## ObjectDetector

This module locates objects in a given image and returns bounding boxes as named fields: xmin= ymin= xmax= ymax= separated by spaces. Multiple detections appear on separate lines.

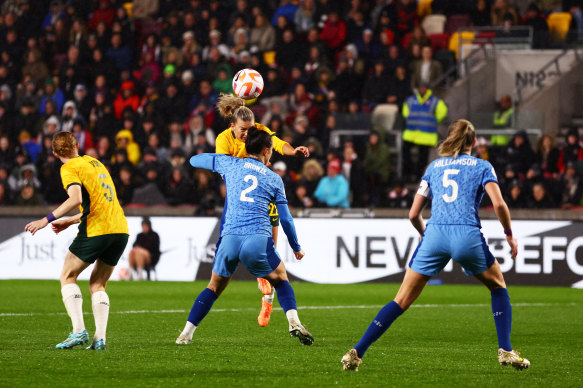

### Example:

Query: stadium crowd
xmin=0 ymin=0 xmax=582 ymax=210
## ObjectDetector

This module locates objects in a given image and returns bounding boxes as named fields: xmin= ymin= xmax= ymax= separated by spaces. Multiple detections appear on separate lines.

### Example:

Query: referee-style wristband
xmin=46 ymin=213 xmax=56 ymax=223
xmin=504 ymin=229 xmax=512 ymax=236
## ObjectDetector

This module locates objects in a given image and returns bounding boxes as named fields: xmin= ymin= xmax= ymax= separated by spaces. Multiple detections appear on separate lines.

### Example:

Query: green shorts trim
xmin=69 ymin=233 xmax=129 ymax=266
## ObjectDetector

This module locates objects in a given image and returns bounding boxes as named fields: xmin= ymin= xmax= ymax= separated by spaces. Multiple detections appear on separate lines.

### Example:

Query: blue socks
xmin=275 ymin=280 xmax=297 ymax=312
xmin=491 ymin=287 xmax=512 ymax=351
xmin=187 ymin=288 xmax=218 ymax=326
xmin=354 ymin=301 xmax=404 ymax=358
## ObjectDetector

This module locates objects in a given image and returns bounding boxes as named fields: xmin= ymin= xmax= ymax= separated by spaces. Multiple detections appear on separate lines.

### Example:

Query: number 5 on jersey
xmin=240 ymin=174 xmax=258 ymax=202
xmin=442 ymin=169 xmax=459 ymax=203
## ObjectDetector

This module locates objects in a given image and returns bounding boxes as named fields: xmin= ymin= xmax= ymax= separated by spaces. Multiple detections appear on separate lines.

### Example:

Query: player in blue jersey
xmin=342 ymin=119 xmax=530 ymax=371
xmin=175 ymin=127 xmax=313 ymax=346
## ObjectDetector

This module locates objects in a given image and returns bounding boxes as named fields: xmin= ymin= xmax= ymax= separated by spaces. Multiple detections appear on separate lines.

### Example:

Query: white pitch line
xmin=0 ymin=302 xmax=576 ymax=317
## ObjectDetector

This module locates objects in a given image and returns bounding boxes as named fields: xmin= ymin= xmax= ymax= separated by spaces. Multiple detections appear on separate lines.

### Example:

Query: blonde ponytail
xmin=438 ymin=119 xmax=475 ymax=158
xmin=216 ymin=93 xmax=254 ymax=123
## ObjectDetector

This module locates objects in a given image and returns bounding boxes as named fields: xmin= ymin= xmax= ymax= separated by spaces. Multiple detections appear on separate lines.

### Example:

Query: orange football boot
xmin=258 ymin=298 xmax=273 ymax=327
xmin=257 ymin=278 xmax=272 ymax=295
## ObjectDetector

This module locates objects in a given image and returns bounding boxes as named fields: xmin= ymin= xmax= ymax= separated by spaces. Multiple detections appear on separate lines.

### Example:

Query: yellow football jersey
xmin=60 ymin=155 xmax=128 ymax=237
xmin=215 ymin=123 xmax=287 ymax=157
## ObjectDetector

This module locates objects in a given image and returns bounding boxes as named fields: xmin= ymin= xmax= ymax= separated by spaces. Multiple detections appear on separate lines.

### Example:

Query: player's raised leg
xmin=56 ymin=251 xmax=90 ymax=349
xmin=342 ymin=268 xmax=429 ymax=370
xmin=475 ymin=261 xmax=530 ymax=370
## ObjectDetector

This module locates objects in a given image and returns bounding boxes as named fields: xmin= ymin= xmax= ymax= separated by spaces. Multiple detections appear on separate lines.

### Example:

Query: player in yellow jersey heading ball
xmin=214 ymin=94 xmax=309 ymax=327
xmin=25 ymin=131 xmax=129 ymax=351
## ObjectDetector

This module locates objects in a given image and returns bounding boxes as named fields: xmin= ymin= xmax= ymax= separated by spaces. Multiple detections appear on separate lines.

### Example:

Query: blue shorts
xmin=409 ymin=224 xmax=495 ymax=277
xmin=212 ymin=234 xmax=281 ymax=278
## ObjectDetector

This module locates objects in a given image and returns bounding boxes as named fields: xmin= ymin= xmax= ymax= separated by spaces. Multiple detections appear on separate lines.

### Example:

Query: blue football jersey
xmin=419 ymin=154 xmax=498 ymax=227
xmin=210 ymin=155 xmax=287 ymax=237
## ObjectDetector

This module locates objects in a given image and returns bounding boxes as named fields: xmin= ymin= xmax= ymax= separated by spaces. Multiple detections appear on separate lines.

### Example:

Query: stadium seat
xmin=428 ymin=33 xmax=450 ymax=51
xmin=547 ymin=12 xmax=572 ymax=40
xmin=422 ymin=14 xmax=447 ymax=35
xmin=476 ymin=31 xmax=497 ymax=43
xmin=448 ymin=31 xmax=475 ymax=59
xmin=445 ymin=14 xmax=471 ymax=35
xmin=371 ymin=104 xmax=400 ymax=132
xmin=417 ymin=0 xmax=433 ymax=18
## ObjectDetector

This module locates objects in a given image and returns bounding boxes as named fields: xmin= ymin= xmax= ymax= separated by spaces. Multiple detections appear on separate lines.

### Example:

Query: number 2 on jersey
xmin=240 ymin=175 xmax=258 ymax=202
xmin=442 ymin=169 xmax=459 ymax=203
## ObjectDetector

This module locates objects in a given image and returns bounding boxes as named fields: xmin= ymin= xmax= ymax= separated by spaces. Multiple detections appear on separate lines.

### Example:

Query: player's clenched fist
xmin=294 ymin=250 xmax=305 ymax=260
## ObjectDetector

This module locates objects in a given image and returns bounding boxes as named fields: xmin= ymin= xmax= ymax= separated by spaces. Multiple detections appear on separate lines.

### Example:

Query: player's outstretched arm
xmin=25 ymin=185 xmax=83 ymax=235
xmin=281 ymin=142 xmax=310 ymax=157
xmin=485 ymin=181 xmax=518 ymax=259
xmin=276 ymin=203 xmax=303 ymax=258
xmin=190 ymin=153 xmax=220 ymax=172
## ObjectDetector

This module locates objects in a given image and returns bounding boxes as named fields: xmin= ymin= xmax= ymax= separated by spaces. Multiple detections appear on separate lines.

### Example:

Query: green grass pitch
xmin=1 ymin=280 xmax=582 ymax=387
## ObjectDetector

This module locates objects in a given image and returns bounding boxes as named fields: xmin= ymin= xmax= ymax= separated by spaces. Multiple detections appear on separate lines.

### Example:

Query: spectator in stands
xmin=410 ymin=45 xmax=443 ymax=89
xmin=106 ymin=33 xmax=131 ymax=72
xmin=129 ymin=217 xmax=161 ymax=281
xmin=558 ymin=129 xmax=583 ymax=173
xmin=39 ymin=78 xmax=65 ymax=115
xmin=521 ymin=3 xmax=549 ymax=48
xmin=396 ymin=0 xmax=419 ymax=34
xmin=319 ymin=10 xmax=347 ymax=53
xmin=60 ymin=101 xmax=80 ymax=132
xmin=165 ymin=166 xmax=194 ymax=206
xmin=299 ymin=158 xmax=324 ymax=197
xmin=528 ymin=181 xmax=555 ymax=208
xmin=363 ymin=131 xmax=391 ymax=198
xmin=491 ymin=0 xmax=518 ymax=26
xmin=294 ymin=0 xmax=316 ymax=34
xmin=250 ymin=13 xmax=276 ymax=52
xmin=473 ymin=137 xmax=490 ymax=161
xmin=505 ymin=179 xmax=526 ymax=208
xmin=342 ymin=143 xmax=368 ymax=207
xmin=88 ymin=0 xmax=115 ymax=30
xmin=15 ymin=181 xmax=43 ymax=206
xmin=503 ymin=130 xmax=536 ymax=177
xmin=277 ymin=28 xmax=303 ymax=72
xmin=71 ymin=118 xmax=93 ymax=152
xmin=386 ymin=179 xmax=412 ymax=208
xmin=22 ymin=49 xmax=49 ymax=86
xmin=314 ymin=158 xmax=350 ymax=208
xmin=471 ymin=0 xmax=492 ymax=27
xmin=402 ymin=82 xmax=448 ymax=180
xmin=113 ymin=81 xmax=140 ymax=119
xmin=560 ymin=163 xmax=583 ymax=209
xmin=363 ymin=61 xmax=390 ymax=109
xmin=132 ymin=0 xmax=160 ymax=20
xmin=114 ymin=129 xmax=141 ymax=166
xmin=386 ymin=65 xmax=411 ymax=107
xmin=492 ymin=94 xmax=514 ymax=146
xmin=536 ymin=134 xmax=560 ymax=178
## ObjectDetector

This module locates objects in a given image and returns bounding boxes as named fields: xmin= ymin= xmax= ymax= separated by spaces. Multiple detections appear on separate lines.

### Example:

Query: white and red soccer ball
xmin=232 ymin=68 xmax=264 ymax=100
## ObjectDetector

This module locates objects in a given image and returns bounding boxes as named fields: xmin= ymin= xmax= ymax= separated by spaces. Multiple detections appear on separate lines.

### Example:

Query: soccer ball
xmin=232 ymin=69 xmax=264 ymax=100
xmin=118 ymin=267 xmax=131 ymax=281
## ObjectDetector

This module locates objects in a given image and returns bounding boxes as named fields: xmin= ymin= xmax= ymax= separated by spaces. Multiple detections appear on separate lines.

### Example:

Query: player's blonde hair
xmin=438 ymin=119 xmax=475 ymax=159
xmin=216 ymin=93 xmax=255 ymax=124
xmin=52 ymin=131 xmax=78 ymax=158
